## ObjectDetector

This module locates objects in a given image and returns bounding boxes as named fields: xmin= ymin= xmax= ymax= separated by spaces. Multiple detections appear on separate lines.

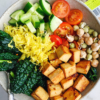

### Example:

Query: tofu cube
xmin=61 ymin=61 xmax=76 ymax=78
xmin=50 ymin=59 xmax=62 ymax=68
xmin=31 ymin=86 xmax=49 ymax=100
xmin=60 ymin=76 xmax=73 ymax=90
xmin=48 ymin=83 xmax=63 ymax=97
xmin=56 ymin=45 xmax=72 ymax=62
xmin=47 ymin=80 xmax=52 ymax=85
xmin=48 ymin=68 xmax=65 ymax=84
xmin=41 ymin=62 xmax=55 ymax=76
xmin=76 ymin=60 xmax=90 ymax=74
xmin=73 ymin=74 xmax=90 ymax=92
xmin=53 ymin=95 xmax=63 ymax=100
xmin=49 ymin=53 xmax=58 ymax=61
xmin=70 ymin=48 xmax=80 ymax=63
xmin=63 ymin=87 xmax=82 ymax=100
xmin=71 ymin=73 xmax=79 ymax=81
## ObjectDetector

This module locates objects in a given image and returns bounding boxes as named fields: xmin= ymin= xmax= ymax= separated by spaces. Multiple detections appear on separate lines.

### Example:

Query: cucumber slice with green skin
xmin=25 ymin=20 xmax=36 ymax=33
xmin=20 ymin=13 xmax=31 ymax=23
xmin=27 ymin=3 xmax=39 ymax=13
xmin=45 ymin=22 xmax=52 ymax=35
xmin=23 ymin=2 xmax=33 ymax=12
xmin=49 ymin=15 xmax=62 ymax=32
xmin=10 ymin=10 xmax=25 ymax=21
xmin=31 ymin=15 xmax=40 ymax=28
xmin=8 ymin=18 xmax=17 ymax=26
xmin=39 ymin=0 xmax=52 ymax=16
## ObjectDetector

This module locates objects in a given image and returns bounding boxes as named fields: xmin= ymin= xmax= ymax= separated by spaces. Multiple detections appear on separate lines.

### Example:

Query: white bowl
xmin=0 ymin=0 xmax=100 ymax=100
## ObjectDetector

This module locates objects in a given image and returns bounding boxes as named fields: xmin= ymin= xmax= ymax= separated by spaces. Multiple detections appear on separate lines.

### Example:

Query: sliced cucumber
xmin=45 ymin=22 xmax=52 ymax=35
xmin=8 ymin=18 xmax=17 ymax=26
xmin=49 ymin=15 xmax=62 ymax=32
xmin=20 ymin=13 xmax=31 ymax=23
xmin=27 ymin=3 xmax=39 ymax=13
xmin=31 ymin=15 xmax=40 ymax=28
xmin=39 ymin=0 xmax=52 ymax=16
xmin=23 ymin=2 xmax=33 ymax=12
xmin=25 ymin=20 xmax=36 ymax=33
xmin=10 ymin=10 xmax=25 ymax=21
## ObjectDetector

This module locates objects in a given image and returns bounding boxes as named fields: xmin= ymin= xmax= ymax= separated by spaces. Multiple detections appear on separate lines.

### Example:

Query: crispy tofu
xmin=61 ymin=61 xmax=76 ymax=78
xmin=63 ymin=87 xmax=82 ymax=100
xmin=60 ymin=76 xmax=73 ymax=90
xmin=48 ymin=83 xmax=63 ymax=97
xmin=31 ymin=86 xmax=49 ymax=100
xmin=71 ymin=73 xmax=79 ymax=81
xmin=48 ymin=68 xmax=65 ymax=84
xmin=70 ymin=48 xmax=80 ymax=63
xmin=76 ymin=60 xmax=91 ymax=74
xmin=53 ymin=95 xmax=63 ymax=100
xmin=56 ymin=45 xmax=72 ymax=62
xmin=50 ymin=59 xmax=62 ymax=68
xmin=41 ymin=62 xmax=55 ymax=76
xmin=47 ymin=80 xmax=52 ymax=85
xmin=73 ymin=74 xmax=90 ymax=92
xmin=49 ymin=53 xmax=58 ymax=61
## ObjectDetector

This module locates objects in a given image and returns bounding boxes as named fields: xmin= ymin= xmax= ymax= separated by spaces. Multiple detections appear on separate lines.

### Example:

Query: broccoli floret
xmin=0 ymin=60 xmax=17 ymax=71
xmin=0 ymin=53 xmax=20 ymax=60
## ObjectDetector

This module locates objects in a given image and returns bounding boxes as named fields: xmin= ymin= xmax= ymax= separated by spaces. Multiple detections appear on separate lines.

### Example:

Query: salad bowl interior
xmin=0 ymin=0 xmax=100 ymax=100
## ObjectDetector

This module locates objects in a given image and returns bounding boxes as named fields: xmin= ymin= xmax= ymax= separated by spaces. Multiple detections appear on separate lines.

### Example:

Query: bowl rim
xmin=0 ymin=0 xmax=100 ymax=99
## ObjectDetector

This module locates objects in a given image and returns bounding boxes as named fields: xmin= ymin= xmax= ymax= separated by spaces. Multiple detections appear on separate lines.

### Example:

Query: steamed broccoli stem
xmin=0 ymin=53 xmax=19 ymax=60
xmin=0 ymin=60 xmax=17 ymax=71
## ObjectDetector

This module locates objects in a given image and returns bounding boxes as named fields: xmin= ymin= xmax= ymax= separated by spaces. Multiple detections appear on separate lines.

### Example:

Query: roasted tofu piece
xmin=48 ymin=68 xmax=65 ymax=84
xmin=63 ymin=87 xmax=82 ymax=100
xmin=31 ymin=86 xmax=49 ymax=100
xmin=71 ymin=73 xmax=79 ymax=81
xmin=47 ymin=80 xmax=52 ymax=85
xmin=48 ymin=83 xmax=63 ymax=97
xmin=76 ymin=60 xmax=90 ymax=74
xmin=53 ymin=95 xmax=63 ymax=100
xmin=73 ymin=74 xmax=90 ymax=92
xmin=56 ymin=45 xmax=72 ymax=62
xmin=70 ymin=48 xmax=80 ymax=63
xmin=61 ymin=61 xmax=76 ymax=78
xmin=40 ymin=62 xmax=55 ymax=76
xmin=60 ymin=76 xmax=73 ymax=90
xmin=49 ymin=53 xmax=58 ymax=61
xmin=50 ymin=59 xmax=62 ymax=68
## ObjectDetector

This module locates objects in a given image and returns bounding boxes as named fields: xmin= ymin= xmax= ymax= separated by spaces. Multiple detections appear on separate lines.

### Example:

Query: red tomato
xmin=54 ymin=22 xmax=73 ymax=37
xmin=52 ymin=0 xmax=70 ymax=18
xmin=65 ymin=9 xmax=83 ymax=25
xmin=62 ymin=38 xmax=69 ymax=48
xmin=50 ymin=35 xmax=62 ymax=47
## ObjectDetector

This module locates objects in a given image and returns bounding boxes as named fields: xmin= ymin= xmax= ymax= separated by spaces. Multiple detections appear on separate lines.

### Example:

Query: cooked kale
xmin=0 ymin=60 xmax=17 ymax=71
xmin=0 ymin=53 xmax=20 ymax=60
xmin=85 ymin=67 xmax=97 ymax=82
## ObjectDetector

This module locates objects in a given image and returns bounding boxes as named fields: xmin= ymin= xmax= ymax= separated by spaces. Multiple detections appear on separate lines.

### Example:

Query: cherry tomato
xmin=65 ymin=9 xmax=83 ymax=25
xmin=50 ymin=35 xmax=62 ymax=47
xmin=54 ymin=22 xmax=73 ymax=37
xmin=52 ymin=0 xmax=70 ymax=18
xmin=62 ymin=38 xmax=69 ymax=48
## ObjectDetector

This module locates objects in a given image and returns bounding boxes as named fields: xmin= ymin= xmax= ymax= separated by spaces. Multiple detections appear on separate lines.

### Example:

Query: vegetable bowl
xmin=0 ymin=0 xmax=100 ymax=100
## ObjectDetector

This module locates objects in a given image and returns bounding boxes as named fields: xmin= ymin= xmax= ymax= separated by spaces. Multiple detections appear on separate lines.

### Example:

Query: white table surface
xmin=0 ymin=0 xmax=100 ymax=100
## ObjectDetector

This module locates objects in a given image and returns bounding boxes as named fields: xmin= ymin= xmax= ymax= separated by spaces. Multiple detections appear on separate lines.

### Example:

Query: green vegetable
xmin=98 ymin=48 xmax=100 ymax=54
xmin=74 ymin=36 xmax=79 ymax=41
xmin=81 ymin=43 xmax=87 ymax=48
xmin=93 ymin=31 xmax=98 ymax=37
xmin=88 ymin=29 xmax=94 ymax=35
xmin=85 ymin=67 xmax=97 ymax=81
xmin=0 ymin=60 xmax=17 ymax=71
xmin=0 ymin=53 xmax=19 ymax=60
xmin=87 ymin=48 xmax=92 ymax=54
xmin=70 ymin=43 xmax=75 ymax=49
xmin=86 ymin=54 xmax=92 ymax=60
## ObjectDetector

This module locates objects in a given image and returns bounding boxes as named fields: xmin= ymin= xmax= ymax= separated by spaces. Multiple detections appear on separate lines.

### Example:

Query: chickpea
xmin=91 ymin=60 xmax=99 ymax=67
xmin=91 ymin=43 xmax=100 ymax=51
xmin=77 ymin=29 xmax=84 ymax=37
xmin=73 ymin=25 xmax=79 ymax=31
xmin=80 ymin=50 xmax=87 ymax=59
xmin=98 ymin=40 xmax=100 ymax=44
xmin=79 ymin=22 xmax=86 ymax=28
xmin=92 ymin=51 xmax=99 ymax=59
xmin=66 ymin=35 xmax=74 ymax=42
xmin=78 ymin=38 xmax=84 ymax=44
xmin=83 ymin=33 xmax=90 ymax=38
xmin=85 ymin=37 xmax=93 ymax=45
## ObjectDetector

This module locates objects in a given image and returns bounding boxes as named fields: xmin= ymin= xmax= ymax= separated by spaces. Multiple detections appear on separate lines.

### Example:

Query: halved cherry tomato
xmin=65 ymin=9 xmax=83 ymax=25
xmin=50 ymin=35 xmax=62 ymax=47
xmin=52 ymin=0 xmax=70 ymax=18
xmin=62 ymin=38 xmax=69 ymax=48
xmin=54 ymin=22 xmax=73 ymax=37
